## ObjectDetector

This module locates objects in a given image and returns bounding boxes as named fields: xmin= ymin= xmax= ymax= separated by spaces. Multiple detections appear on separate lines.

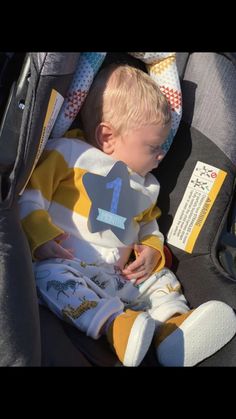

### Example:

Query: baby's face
xmin=111 ymin=123 xmax=170 ymax=177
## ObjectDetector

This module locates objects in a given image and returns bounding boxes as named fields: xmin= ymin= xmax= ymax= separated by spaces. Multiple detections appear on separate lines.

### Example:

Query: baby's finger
xmin=122 ymin=257 xmax=144 ymax=274
xmin=53 ymin=243 xmax=74 ymax=259
xmin=123 ymin=268 xmax=146 ymax=281
xmin=68 ymin=248 xmax=74 ymax=255
xmin=135 ymin=275 xmax=149 ymax=285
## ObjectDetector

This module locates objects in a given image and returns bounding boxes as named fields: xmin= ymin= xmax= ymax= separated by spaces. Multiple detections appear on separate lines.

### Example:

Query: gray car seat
xmin=0 ymin=52 xmax=236 ymax=366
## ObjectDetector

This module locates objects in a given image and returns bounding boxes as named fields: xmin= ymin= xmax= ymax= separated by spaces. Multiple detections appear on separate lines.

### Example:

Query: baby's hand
xmin=122 ymin=244 xmax=161 ymax=285
xmin=34 ymin=233 xmax=74 ymax=260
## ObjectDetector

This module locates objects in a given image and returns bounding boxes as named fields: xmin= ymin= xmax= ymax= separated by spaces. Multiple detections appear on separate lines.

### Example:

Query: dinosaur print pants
xmin=34 ymin=257 xmax=189 ymax=339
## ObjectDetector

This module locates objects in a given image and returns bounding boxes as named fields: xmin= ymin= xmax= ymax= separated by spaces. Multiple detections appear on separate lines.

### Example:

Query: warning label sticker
xmin=167 ymin=161 xmax=227 ymax=253
xmin=20 ymin=89 xmax=64 ymax=195
xmin=36 ymin=88 xmax=64 ymax=163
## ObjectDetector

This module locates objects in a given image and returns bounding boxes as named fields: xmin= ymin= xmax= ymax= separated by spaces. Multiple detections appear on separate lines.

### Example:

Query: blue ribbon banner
xmin=97 ymin=208 xmax=126 ymax=229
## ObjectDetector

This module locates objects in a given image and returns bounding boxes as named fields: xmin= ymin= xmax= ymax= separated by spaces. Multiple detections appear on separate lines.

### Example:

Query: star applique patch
xmin=82 ymin=161 xmax=151 ymax=244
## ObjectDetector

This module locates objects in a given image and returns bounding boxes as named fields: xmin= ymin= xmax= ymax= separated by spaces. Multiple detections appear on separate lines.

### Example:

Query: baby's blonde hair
xmin=80 ymin=64 xmax=171 ymax=144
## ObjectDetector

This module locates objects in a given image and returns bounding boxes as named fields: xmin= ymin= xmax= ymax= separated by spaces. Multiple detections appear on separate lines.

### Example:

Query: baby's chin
xmin=128 ymin=165 xmax=152 ymax=177
xmin=152 ymin=162 xmax=160 ymax=171
xmin=138 ymin=167 xmax=152 ymax=177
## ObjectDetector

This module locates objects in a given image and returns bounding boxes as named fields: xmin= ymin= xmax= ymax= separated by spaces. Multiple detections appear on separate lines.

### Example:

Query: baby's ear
xmin=95 ymin=123 xmax=115 ymax=154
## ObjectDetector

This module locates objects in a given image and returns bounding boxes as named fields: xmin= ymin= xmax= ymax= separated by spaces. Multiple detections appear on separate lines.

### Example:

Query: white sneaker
xmin=155 ymin=301 xmax=236 ymax=366
xmin=107 ymin=309 xmax=156 ymax=367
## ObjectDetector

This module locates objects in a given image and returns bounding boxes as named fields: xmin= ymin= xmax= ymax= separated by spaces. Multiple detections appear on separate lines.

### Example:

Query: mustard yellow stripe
xmin=53 ymin=168 xmax=91 ymax=218
xmin=21 ymin=209 xmax=64 ymax=258
xmin=26 ymin=149 xmax=70 ymax=202
xmin=185 ymin=170 xmax=227 ymax=253
xmin=134 ymin=204 xmax=161 ymax=223
xmin=27 ymin=148 xmax=92 ymax=218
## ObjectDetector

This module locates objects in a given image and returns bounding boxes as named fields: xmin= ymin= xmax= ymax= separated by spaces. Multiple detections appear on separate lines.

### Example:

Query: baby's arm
xmin=122 ymin=203 xmax=166 ymax=284
xmin=18 ymin=142 xmax=72 ymax=260
xmin=34 ymin=233 xmax=74 ymax=260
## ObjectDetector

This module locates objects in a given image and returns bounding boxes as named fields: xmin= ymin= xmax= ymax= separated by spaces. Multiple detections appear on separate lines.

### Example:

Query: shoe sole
xmin=124 ymin=313 xmax=155 ymax=367
xmin=157 ymin=301 xmax=236 ymax=366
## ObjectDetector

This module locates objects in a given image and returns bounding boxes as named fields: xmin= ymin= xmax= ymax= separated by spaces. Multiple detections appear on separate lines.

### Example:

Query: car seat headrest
xmin=51 ymin=52 xmax=182 ymax=155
